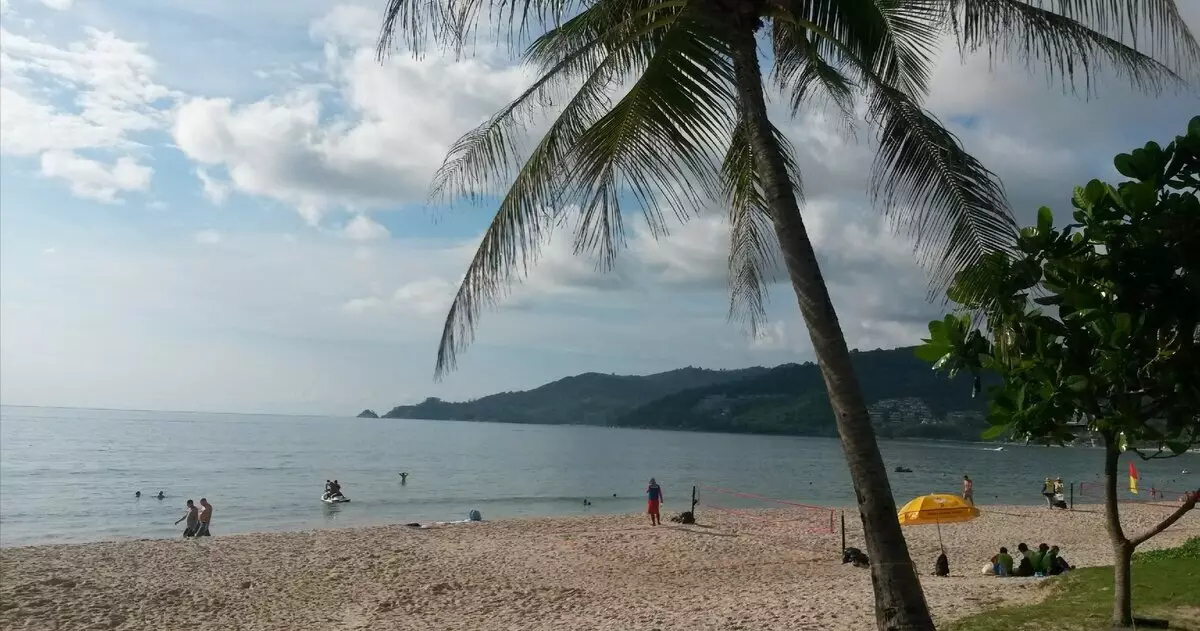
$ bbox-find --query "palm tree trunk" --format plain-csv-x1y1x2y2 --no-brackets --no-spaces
727,29,934,631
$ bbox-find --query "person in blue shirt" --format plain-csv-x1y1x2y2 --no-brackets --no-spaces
647,478,664,526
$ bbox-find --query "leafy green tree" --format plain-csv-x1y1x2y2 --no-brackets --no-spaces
377,0,1199,626
918,116,1200,629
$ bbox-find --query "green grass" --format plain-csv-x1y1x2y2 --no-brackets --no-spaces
946,538,1200,631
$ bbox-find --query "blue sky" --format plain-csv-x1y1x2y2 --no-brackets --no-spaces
2,0,1198,415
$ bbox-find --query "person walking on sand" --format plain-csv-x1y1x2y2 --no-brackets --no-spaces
174,499,199,538
1042,477,1055,507
195,498,213,537
647,478,664,526
962,475,974,505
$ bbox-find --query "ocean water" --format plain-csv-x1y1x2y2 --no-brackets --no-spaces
1,406,1197,547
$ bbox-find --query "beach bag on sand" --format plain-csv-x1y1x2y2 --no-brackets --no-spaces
981,563,995,576
934,553,950,577
670,511,696,524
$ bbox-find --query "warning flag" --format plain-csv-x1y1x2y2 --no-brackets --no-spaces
1129,461,1139,495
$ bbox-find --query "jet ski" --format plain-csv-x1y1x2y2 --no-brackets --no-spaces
321,492,350,504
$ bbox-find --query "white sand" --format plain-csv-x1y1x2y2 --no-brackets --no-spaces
1,503,1196,630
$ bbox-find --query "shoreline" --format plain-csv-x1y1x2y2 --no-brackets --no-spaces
3,495,1193,550
3,504,1196,630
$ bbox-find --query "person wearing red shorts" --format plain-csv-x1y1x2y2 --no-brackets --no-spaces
646,478,664,526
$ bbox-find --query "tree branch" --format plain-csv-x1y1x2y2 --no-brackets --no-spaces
1130,490,1199,548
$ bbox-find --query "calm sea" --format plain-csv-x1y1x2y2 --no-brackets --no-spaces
1,406,1196,547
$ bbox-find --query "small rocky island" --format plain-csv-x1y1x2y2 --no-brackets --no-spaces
356,409,380,419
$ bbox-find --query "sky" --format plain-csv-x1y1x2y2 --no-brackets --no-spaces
1,0,1198,416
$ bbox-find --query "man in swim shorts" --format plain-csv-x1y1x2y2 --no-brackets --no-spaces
647,478,664,526
175,499,199,537
195,498,213,537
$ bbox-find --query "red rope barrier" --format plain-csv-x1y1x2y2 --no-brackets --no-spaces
700,501,836,534
697,486,831,511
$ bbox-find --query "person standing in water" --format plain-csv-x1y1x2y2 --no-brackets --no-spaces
399,472,408,485
962,475,975,505
174,500,199,537
646,478,664,526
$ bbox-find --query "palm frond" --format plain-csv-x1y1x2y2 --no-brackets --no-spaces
563,14,735,265
866,83,1017,297
378,0,590,59
722,117,803,334
946,0,1194,94
428,0,678,204
433,10,737,379
772,20,857,125
776,0,945,98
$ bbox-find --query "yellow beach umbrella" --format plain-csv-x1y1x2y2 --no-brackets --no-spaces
898,494,981,550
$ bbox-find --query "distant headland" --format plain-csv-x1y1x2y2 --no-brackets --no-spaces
360,346,999,441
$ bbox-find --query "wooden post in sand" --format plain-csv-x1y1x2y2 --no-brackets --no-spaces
691,485,698,518
1069,482,1074,509
840,511,846,553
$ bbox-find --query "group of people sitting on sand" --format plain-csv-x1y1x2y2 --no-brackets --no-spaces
987,542,1071,577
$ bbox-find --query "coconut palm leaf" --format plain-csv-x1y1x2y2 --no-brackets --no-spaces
433,8,739,378
865,84,1014,294
427,0,681,204
778,0,945,98
772,23,856,122
946,0,1194,93
723,117,803,333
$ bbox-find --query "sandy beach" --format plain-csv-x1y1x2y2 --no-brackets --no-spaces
2,503,1196,631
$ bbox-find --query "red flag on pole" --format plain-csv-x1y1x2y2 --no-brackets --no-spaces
1128,462,1139,495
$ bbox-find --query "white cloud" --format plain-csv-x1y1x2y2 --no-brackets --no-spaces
341,296,383,314
342,214,390,241
39,151,152,202
38,0,72,9
195,168,231,205
0,27,174,201
170,25,531,222
194,229,222,245
749,321,793,352
391,278,455,315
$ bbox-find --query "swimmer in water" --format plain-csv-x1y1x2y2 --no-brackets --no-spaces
157,491,165,500
135,491,141,498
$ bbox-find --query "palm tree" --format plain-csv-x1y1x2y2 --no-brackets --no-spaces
377,1,1197,628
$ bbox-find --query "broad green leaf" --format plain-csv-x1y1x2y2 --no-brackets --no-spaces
981,424,1009,440
913,343,949,363
1114,153,1137,178
1065,375,1088,391
1036,206,1053,235
1083,180,1107,205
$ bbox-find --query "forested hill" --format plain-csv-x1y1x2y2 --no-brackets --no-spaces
615,347,990,439
382,366,773,426
376,347,993,440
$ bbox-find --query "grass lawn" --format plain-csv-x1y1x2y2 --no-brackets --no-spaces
946,538,1200,631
